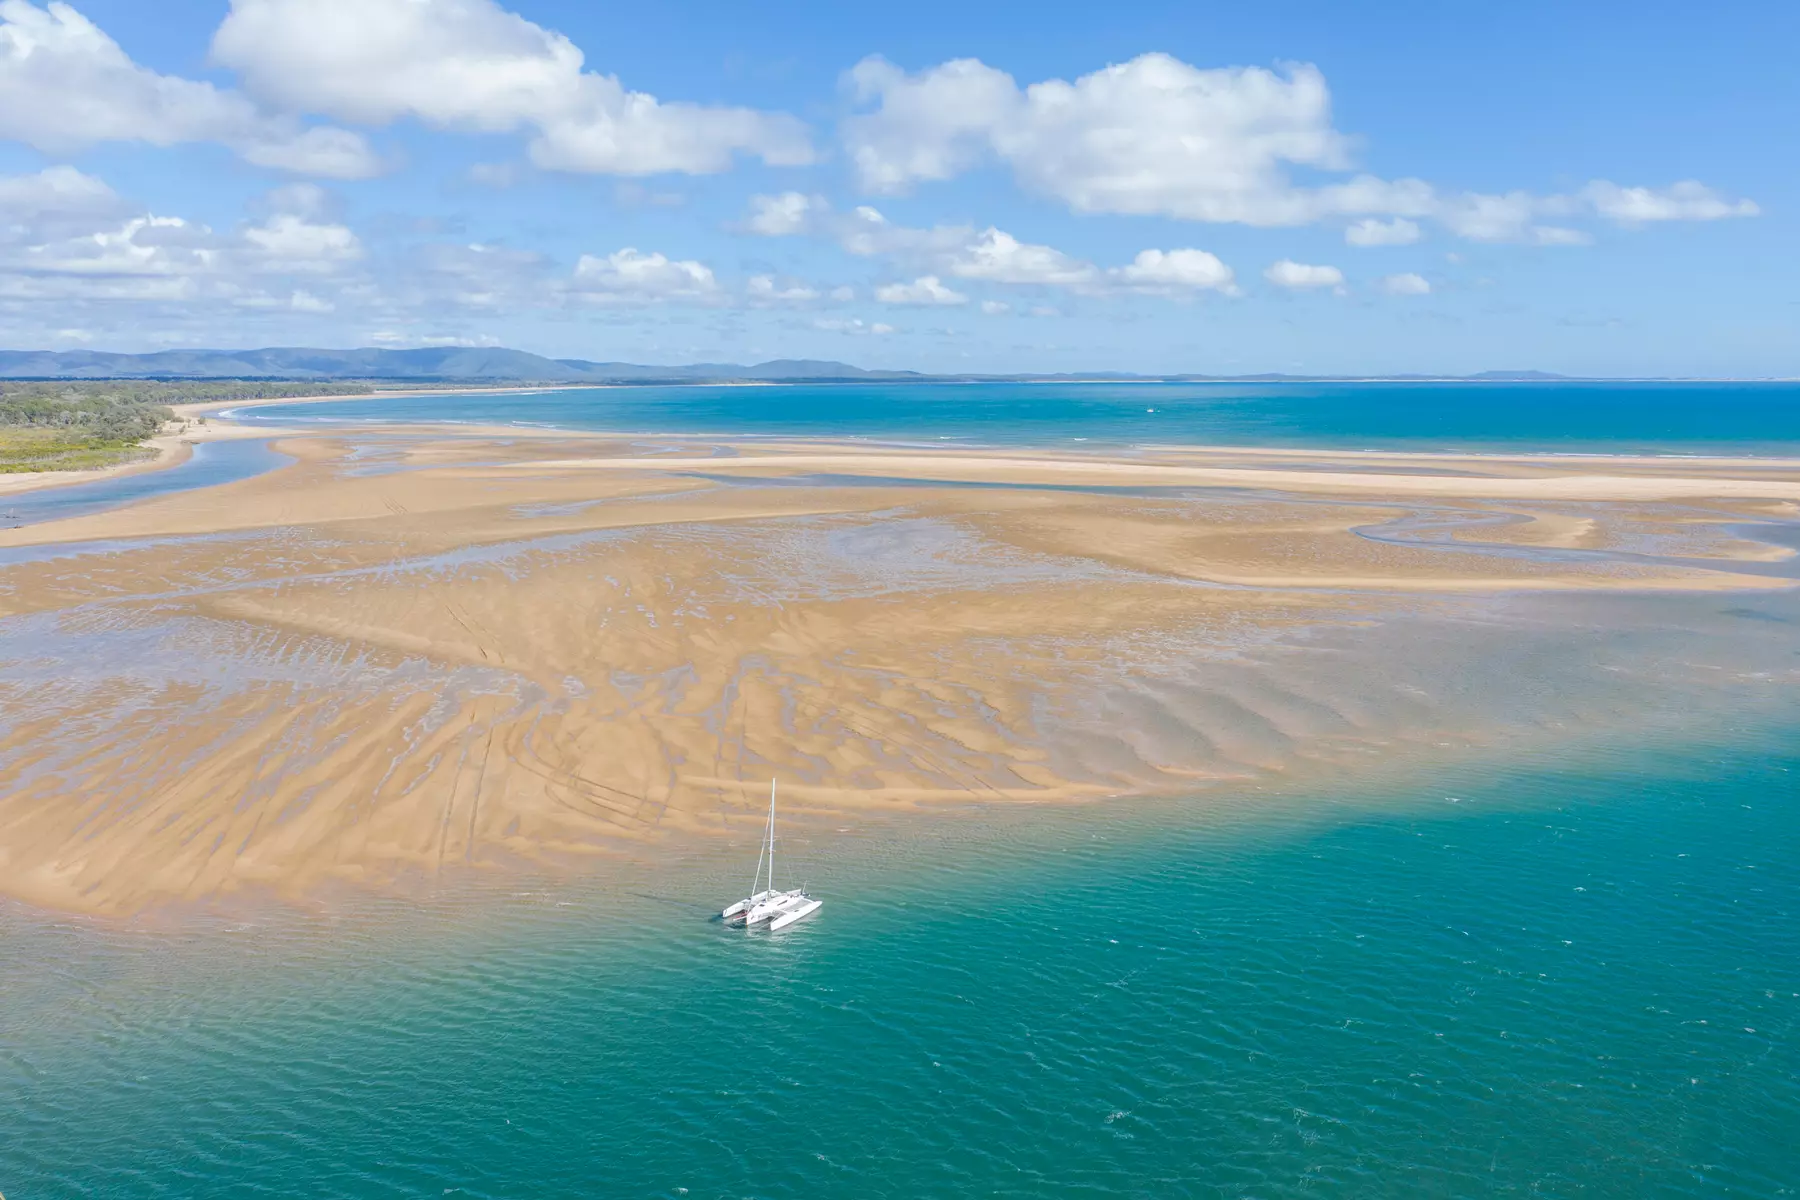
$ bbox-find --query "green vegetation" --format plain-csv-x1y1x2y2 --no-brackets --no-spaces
0,380,371,473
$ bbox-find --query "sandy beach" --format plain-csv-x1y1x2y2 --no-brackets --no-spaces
1,416,1796,915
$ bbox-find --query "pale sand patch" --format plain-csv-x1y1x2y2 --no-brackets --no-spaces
512,451,1800,503
1,430,1796,915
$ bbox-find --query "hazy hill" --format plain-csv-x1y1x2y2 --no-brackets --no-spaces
0,347,1602,384
0,347,930,383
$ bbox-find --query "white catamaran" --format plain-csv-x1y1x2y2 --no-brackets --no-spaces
721,780,822,931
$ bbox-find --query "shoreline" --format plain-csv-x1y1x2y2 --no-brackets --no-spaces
2,379,1798,502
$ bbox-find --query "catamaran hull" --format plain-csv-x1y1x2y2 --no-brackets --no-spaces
769,898,822,930
722,890,777,921
746,889,808,926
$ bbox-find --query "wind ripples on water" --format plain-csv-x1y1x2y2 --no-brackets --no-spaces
3,726,1797,1197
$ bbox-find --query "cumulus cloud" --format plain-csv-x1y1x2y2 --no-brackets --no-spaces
570,248,719,300
814,316,893,335
1264,259,1344,290
943,228,1098,285
1380,272,1430,295
874,275,968,305
746,274,820,304
288,289,333,312
242,213,363,272
0,0,378,176
745,196,1238,301
1581,180,1760,223
0,175,373,318
745,191,821,236
213,0,813,175
0,164,124,226
840,52,1759,242
1345,217,1421,246
844,53,1352,224
23,215,217,281
832,204,970,259
1110,248,1236,294
980,299,1010,315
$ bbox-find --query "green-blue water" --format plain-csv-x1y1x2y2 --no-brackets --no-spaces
233,380,1800,454
4,730,1797,1197
7,381,1800,1196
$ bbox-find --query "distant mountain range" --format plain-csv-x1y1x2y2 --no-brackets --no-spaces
0,346,1594,383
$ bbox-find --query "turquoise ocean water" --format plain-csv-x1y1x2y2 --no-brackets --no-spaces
5,382,1800,1196
4,731,1797,1197
233,380,1800,454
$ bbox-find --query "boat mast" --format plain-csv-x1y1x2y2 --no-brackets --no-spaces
767,779,777,892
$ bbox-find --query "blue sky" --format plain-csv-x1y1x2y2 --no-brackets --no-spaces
0,0,1792,375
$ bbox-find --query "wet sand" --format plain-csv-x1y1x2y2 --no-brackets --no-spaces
1,425,1796,915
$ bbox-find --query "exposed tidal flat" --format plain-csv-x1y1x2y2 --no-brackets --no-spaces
2,382,1799,1193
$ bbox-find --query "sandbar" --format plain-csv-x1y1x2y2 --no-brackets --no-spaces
1,421,1795,916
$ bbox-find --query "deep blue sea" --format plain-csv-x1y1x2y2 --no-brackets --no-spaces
3,729,1796,1197
234,380,1800,454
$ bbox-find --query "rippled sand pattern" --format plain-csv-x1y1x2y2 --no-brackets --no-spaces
1,432,1796,913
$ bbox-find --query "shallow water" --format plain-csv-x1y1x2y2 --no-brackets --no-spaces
3,724,1796,1197
0,440,290,528
235,380,1800,455
6,383,1799,1195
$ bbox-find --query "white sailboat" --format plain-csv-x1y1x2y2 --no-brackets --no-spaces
721,780,822,930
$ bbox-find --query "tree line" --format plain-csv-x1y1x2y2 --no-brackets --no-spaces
0,380,372,472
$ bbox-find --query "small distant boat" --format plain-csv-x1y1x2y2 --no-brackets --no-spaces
722,780,821,930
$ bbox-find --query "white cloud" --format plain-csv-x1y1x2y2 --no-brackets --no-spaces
1345,217,1421,246
944,227,1098,285
874,274,968,306
745,191,820,236
746,274,819,304
213,0,813,175
980,299,1010,315
840,52,1760,244
0,0,378,176
1264,259,1344,289
835,204,971,258
242,213,363,272
813,317,893,335
1436,191,1555,242
844,53,1352,224
1530,226,1591,246
1110,248,1236,293
24,214,217,279
0,177,374,316
288,289,333,312
1581,180,1759,223
0,164,123,225
570,247,718,300
751,197,1238,301
1380,272,1430,295
370,331,502,348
